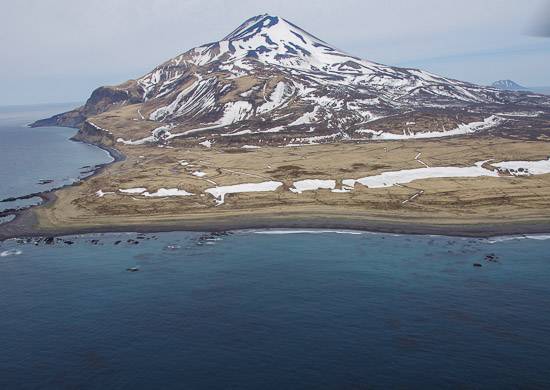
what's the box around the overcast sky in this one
[1,0,549,105]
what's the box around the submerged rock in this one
[485,253,499,262]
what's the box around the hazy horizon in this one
[2,0,550,106]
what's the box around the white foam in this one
[1,249,22,257]
[486,234,550,244]
[254,229,364,235]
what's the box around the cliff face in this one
[30,81,143,129]
[29,108,86,128]
[83,84,142,116]
[71,120,117,147]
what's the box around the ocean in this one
[1,105,550,388]
[1,231,550,388]
[0,104,113,214]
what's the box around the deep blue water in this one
[0,104,113,213]
[1,230,550,389]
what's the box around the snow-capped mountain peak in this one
[222,14,321,43]
[36,14,549,146]
[185,13,353,73]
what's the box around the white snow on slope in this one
[342,161,498,189]
[290,179,336,193]
[257,82,292,114]
[96,190,114,197]
[149,76,202,121]
[205,181,282,205]
[117,137,154,145]
[87,121,113,135]
[119,188,147,194]
[117,126,173,145]
[357,116,504,140]
[143,188,194,197]
[220,101,253,124]
[288,107,320,127]
[495,111,543,117]
[492,158,550,176]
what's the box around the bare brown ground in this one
[7,135,546,238]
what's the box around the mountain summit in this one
[33,14,549,146]
[491,80,529,92]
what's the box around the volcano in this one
[33,14,550,147]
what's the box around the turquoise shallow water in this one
[1,230,550,389]
[0,104,113,213]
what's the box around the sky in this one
[1,0,550,105]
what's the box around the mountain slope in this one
[33,14,550,146]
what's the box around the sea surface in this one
[0,104,113,213]
[1,230,550,389]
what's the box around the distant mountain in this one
[491,80,530,91]
[490,80,550,96]
[32,14,550,146]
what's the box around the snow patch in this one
[96,190,114,197]
[219,101,253,125]
[143,188,194,197]
[288,107,320,127]
[119,188,147,194]
[205,181,282,205]
[492,158,550,176]
[290,179,336,193]
[343,161,498,189]
[358,116,504,140]
[257,81,292,114]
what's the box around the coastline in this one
[3,204,550,240]
[2,130,550,241]
[0,133,125,239]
